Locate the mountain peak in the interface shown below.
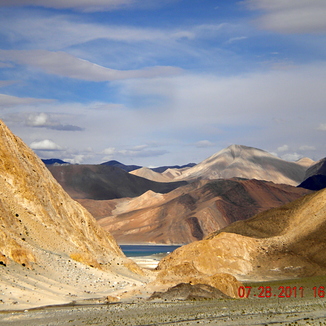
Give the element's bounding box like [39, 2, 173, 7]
[174, 144, 307, 185]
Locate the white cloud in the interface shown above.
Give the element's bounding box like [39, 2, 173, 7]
[280, 152, 302, 162]
[30, 139, 63, 151]
[0, 80, 16, 87]
[195, 140, 215, 148]
[244, 0, 326, 34]
[299, 145, 316, 151]
[277, 144, 289, 152]
[317, 123, 326, 131]
[0, 13, 198, 51]
[0, 50, 181, 81]
[226, 36, 248, 44]
[0, 94, 52, 109]
[25, 112, 84, 131]
[0, 0, 137, 12]
[102, 144, 168, 161]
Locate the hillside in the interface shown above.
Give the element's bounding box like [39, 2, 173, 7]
[157, 188, 326, 282]
[304, 157, 326, 179]
[0, 119, 146, 309]
[47, 164, 187, 200]
[298, 157, 326, 190]
[130, 167, 174, 182]
[172, 144, 309, 186]
[96, 178, 311, 244]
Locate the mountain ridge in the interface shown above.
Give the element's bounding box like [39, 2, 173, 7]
[172, 144, 310, 185]
[0, 119, 146, 309]
[156, 188, 326, 282]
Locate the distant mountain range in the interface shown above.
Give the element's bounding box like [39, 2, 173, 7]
[100, 160, 142, 172]
[95, 178, 311, 244]
[43, 145, 313, 187]
[42, 158, 70, 165]
[47, 164, 187, 200]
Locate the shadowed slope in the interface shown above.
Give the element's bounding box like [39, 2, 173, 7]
[47, 164, 187, 200]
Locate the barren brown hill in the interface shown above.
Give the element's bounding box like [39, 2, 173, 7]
[156, 188, 326, 283]
[47, 164, 187, 200]
[172, 144, 308, 185]
[0, 120, 146, 309]
[96, 178, 311, 244]
[130, 167, 174, 182]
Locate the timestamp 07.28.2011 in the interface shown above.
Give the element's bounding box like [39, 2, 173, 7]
[238, 285, 326, 299]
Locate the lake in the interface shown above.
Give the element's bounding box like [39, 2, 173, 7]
[120, 244, 181, 257]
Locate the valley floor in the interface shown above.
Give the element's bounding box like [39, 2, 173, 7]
[0, 294, 325, 326]
[1, 274, 326, 326]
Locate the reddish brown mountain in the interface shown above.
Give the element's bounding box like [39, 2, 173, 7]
[96, 178, 311, 244]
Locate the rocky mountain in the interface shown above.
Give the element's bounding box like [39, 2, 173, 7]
[130, 167, 175, 182]
[296, 157, 315, 167]
[298, 175, 326, 191]
[96, 178, 311, 244]
[170, 144, 309, 186]
[156, 188, 326, 282]
[100, 160, 142, 172]
[42, 158, 70, 165]
[151, 163, 196, 173]
[304, 157, 326, 179]
[99, 160, 196, 174]
[0, 120, 146, 309]
[298, 157, 326, 190]
[47, 164, 187, 200]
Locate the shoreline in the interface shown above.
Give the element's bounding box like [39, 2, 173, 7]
[118, 242, 185, 246]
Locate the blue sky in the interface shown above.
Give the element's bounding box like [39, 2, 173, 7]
[0, 0, 326, 166]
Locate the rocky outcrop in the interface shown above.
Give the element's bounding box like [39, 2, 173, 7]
[0, 120, 146, 309]
[156, 188, 326, 281]
[149, 282, 231, 301]
[97, 178, 311, 244]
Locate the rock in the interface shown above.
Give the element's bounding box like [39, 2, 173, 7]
[149, 283, 230, 301]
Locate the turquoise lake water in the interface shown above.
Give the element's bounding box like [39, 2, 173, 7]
[120, 244, 181, 257]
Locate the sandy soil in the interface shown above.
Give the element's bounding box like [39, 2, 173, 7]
[1, 254, 326, 325]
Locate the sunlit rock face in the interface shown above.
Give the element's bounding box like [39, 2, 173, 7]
[173, 144, 310, 185]
[0, 119, 146, 309]
[157, 188, 326, 281]
[0, 119, 126, 268]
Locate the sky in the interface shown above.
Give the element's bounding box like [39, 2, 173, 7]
[0, 0, 326, 166]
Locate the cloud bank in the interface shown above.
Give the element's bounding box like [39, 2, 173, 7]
[244, 0, 326, 34]
[0, 50, 181, 81]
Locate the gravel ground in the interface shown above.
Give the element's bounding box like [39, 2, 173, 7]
[0, 295, 326, 326]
